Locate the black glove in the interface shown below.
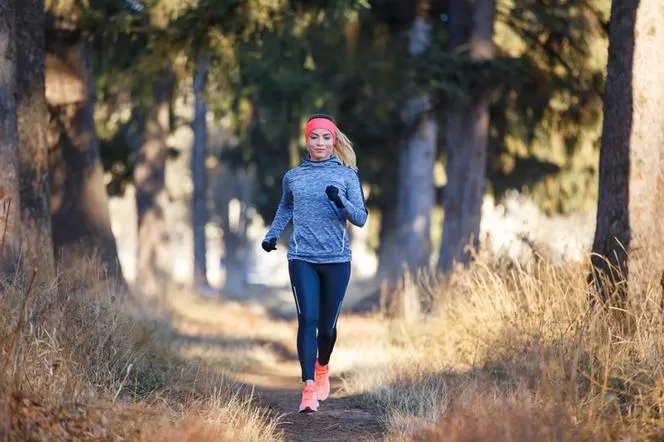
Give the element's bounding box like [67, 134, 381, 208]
[325, 185, 344, 208]
[261, 237, 277, 252]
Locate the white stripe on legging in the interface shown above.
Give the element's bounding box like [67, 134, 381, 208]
[332, 303, 342, 328]
[292, 285, 301, 315]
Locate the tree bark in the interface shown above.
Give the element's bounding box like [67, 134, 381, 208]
[16, 0, 56, 283]
[398, 1, 437, 272]
[192, 55, 209, 288]
[401, 119, 437, 270]
[45, 32, 126, 286]
[0, 0, 21, 266]
[439, 0, 495, 272]
[134, 73, 173, 299]
[376, 196, 400, 280]
[589, 0, 664, 322]
[217, 168, 252, 295]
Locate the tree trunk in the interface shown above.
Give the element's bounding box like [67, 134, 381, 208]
[192, 55, 209, 288]
[16, 0, 56, 283]
[45, 32, 126, 286]
[134, 74, 173, 299]
[376, 197, 400, 280]
[401, 118, 437, 270]
[438, 0, 495, 272]
[589, 0, 664, 324]
[0, 0, 21, 265]
[398, 1, 437, 272]
[219, 168, 253, 295]
[391, 150, 409, 274]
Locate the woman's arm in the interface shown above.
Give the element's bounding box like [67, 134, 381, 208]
[337, 171, 368, 227]
[264, 173, 293, 240]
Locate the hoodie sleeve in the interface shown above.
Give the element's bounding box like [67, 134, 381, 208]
[338, 170, 368, 227]
[265, 172, 293, 240]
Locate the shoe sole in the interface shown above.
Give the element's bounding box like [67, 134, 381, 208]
[299, 400, 320, 413]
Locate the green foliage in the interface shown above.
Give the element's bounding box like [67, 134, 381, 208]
[487, 0, 607, 214]
[231, 0, 608, 219]
[333, 8, 412, 209]
[81, 0, 610, 217]
[219, 0, 373, 221]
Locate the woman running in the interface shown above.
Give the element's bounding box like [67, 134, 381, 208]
[261, 114, 368, 413]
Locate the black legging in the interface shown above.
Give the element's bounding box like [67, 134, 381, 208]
[288, 259, 351, 382]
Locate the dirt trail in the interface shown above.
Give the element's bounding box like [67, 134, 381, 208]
[168, 290, 386, 442]
[238, 359, 384, 442]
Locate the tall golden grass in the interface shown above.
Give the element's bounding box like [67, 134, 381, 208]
[0, 231, 282, 441]
[343, 256, 664, 441]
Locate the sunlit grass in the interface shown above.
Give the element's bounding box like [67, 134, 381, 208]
[0, 247, 283, 441]
[342, 256, 664, 441]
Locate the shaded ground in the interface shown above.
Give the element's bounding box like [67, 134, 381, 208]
[216, 279, 382, 321]
[240, 361, 385, 442]
[166, 288, 387, 441]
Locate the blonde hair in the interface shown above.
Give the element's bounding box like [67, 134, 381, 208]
[334, 127, 358, 171]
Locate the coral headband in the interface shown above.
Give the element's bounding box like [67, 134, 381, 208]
[305, 118, 336, 143]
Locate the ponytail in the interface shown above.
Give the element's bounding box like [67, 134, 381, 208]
[334, 128, 358, 171]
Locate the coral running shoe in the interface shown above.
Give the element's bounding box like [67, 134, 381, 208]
[298, 383, 319, 413]
[314, 360, 330, 401]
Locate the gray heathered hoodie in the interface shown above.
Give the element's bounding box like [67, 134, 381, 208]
[263, 155, 368, 264]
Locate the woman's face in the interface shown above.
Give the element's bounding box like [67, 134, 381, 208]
[306, 128, 334, 161]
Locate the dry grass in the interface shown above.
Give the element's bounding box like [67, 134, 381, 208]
[342, 257, 664, 441]
[149, 384, 280, 442]
[0, 248, 283, 442]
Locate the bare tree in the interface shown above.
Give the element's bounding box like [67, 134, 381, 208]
[0, 0, 21, 263]
[213, 166, 253, 295]
[45, 32, 126, 286]
[192, 55, 210, 288]
[134, 73, 173, 299]
[16, 0, 56, 283]
[439, 0, 496, 272]
[397, 0, 437, 272]
[588, 0, 664, 324]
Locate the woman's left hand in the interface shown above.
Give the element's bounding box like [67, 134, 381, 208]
[325, 185, 344, 208]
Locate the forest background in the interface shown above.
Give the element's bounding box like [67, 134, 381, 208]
[44, 0, 610, 298]
[5, 0, 664, 440]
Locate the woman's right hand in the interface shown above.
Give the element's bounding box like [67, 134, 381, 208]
[261, 237, 277, 252]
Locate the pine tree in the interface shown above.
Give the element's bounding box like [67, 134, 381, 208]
[589, 0, 664, 328]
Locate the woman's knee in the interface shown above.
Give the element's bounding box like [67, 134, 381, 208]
[317, 328, 336, 341]
[298, 313, 318, 331]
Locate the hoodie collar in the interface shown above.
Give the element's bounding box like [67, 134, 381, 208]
[300, 154, 341, 167]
